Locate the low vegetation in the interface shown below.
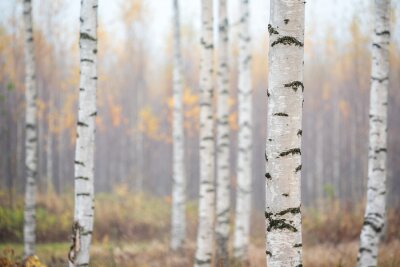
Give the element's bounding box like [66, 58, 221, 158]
[0, 188, 399, 266]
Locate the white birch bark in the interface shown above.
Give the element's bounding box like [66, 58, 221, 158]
[194, 0, 214, 266]
[215, 0, 230, 265]
[170, 0, 186, 251]
[233, 0, 252, 261]
[23, 0, 38, 257]
[265, 0, 305, 266]
[69, 1, 98, 266]
[358, 0, 390, 266]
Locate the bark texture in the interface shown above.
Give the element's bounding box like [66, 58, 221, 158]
[358, 0, 390, 266]
[69, 0, 98, 266]
[233, 0, 252, 261]
[215, 0, 230, 265]
[194, 0, 214, 266]
[23, 0, 38, 257]
[265, 0, 305, 266]
[170, 0, 186, 251]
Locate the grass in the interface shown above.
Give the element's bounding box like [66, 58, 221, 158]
[0, 188, 399, 266]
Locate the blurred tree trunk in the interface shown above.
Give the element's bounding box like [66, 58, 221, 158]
[315, 114, 323, 204]
[69, 0, 98, 266]
[333, 95, 340, 201]
[22, 0, 38, 257]
[358, 0, 390, 266]
[170, 0, 186, 251]
[46, 127, 53, 193]
[265, 0, 305, 266]
[233, 0, 252, 262]
[215, 0, 230, 264]
[194, 0, 214, 266]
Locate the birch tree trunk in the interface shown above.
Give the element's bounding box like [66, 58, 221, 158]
[23, 0, 38, 257]
[170, 0, 186, 251]
[215, 0, 230, 265]
[233, 0, 252, 261]
[69, 1, 98, 266]
[194, 0, 214, 266]
[265, 0, 305, 266]
[358, 0, 390, 266]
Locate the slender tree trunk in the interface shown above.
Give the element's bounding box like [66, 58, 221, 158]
[233, 0, 252, 261]
[170, 0, 186, 251]
[46, 128, 53, 193]
[333, 95, 340, 200]
[265, 0, 305, 266]
[194, 0, 214, 266]
[315, 115, 323, 204]
[215, 0, 230, 265]
[23, 0, 38, 257]
[69, 1, 98, 266]
[358, 0, 390, 266]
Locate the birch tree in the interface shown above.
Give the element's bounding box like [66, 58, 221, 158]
[194, 0, 214, 266]
[170, 0, 186, 251]
[233, 0, 252, 261]
[68, 0, 98, 266]
[265, 0, 305, 266]
[215, 0, 230, 265]
[358, 0, 390, 266]
[23, 0, 38, 257]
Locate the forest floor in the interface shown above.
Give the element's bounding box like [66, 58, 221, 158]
[1, 240, 400, 267]
[0, 189, 399, 266]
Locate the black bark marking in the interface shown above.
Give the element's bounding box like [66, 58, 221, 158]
[273, 112, 288, 117]
[266, 250, 272, 257]
[77, 193, 90, 197]
[200, 38, 213, 50]
[74, 160, 85, 166]
[297, 130, 302, 136]
[78, 121, 89, 127]
[284, 81, 304, 92]
[284, 19, 289, 24]
[277, 206, 300, 216]
[265, 173, 272, 179]
[295, 165, 302, 173]
[371, 76, 389, 83]
[372, 43, 381, 49]
[80, 32, 96, 42]
[363, 218, 383, 233]
[375, 30, 390, 36]
[271, 36, 303, 47]
[279, 148, 301, 157]
[268, 24, 279, 35]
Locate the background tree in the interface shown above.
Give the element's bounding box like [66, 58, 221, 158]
[265, 0, 305, 266]
[69, 0, 98, 266]
[23, 0, 38, 257]
[194, 0, 214, 266]
[233, 0, 252, 261]
[215, 0, 230, 265]
[358, 0, 390, 266]
[170, 0, 186, 251]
